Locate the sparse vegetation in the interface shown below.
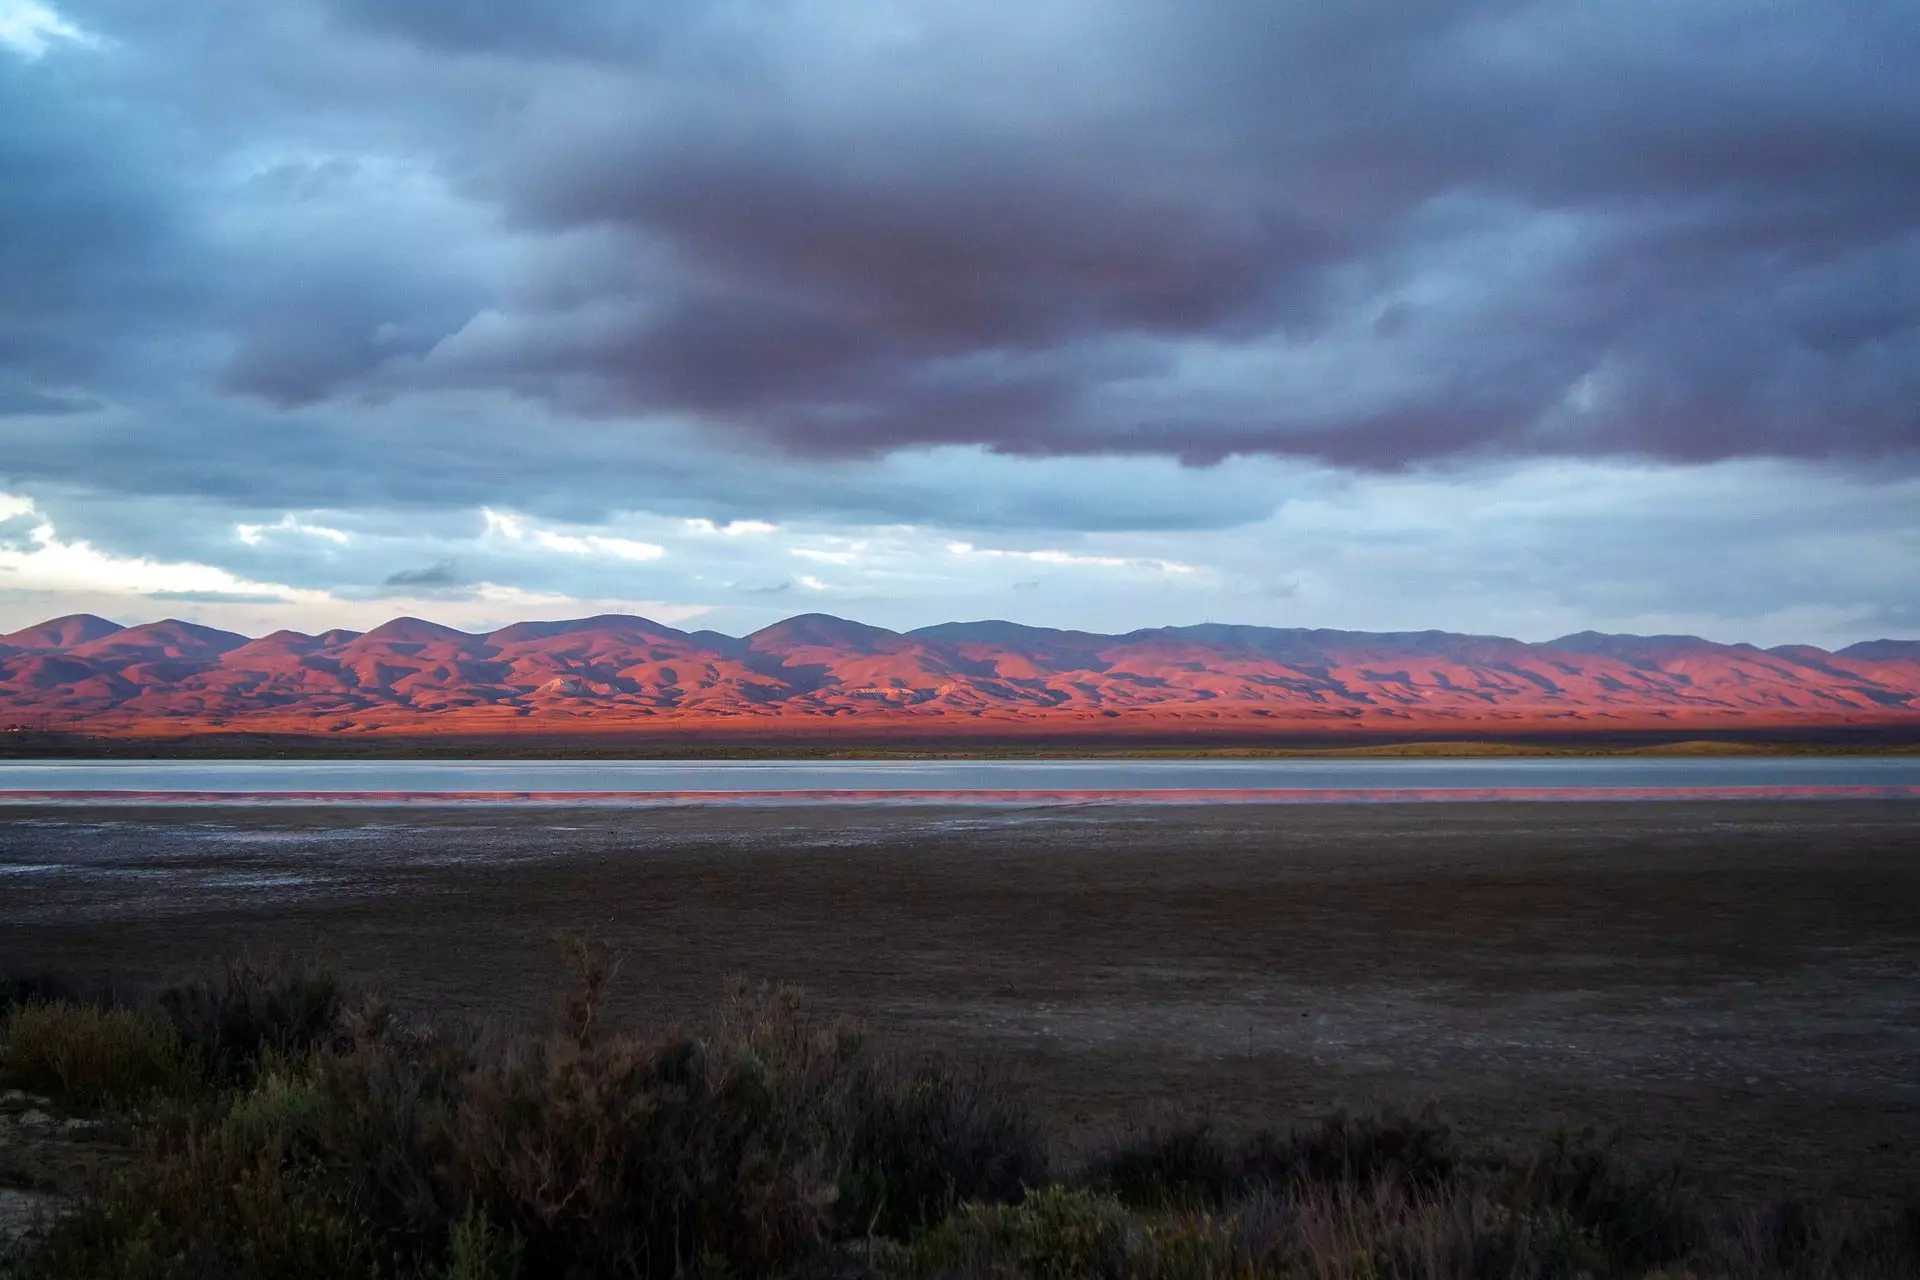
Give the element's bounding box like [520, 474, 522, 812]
[1082, 1108, 1469, 1214]
[3, 953, 1916, 1279]
[0, 1001, 198, 1110]
[157, 953, 348, 1087]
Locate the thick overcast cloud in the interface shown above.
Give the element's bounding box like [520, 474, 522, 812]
[1, 0, 1917, 645]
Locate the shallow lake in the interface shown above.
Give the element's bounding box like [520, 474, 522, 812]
[2, 755, 1918, 802]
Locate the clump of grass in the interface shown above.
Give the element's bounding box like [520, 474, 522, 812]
[1081, 1118, 1235, 1208]
[1084, 1107, 1458, 1210]
[1263, 1106, 1460, 1192]
[903, 1183, 1136, 1277]
[222, 1063, 330, 1158]
[0, 973, 119, 1023]
[907, 1178, 1920, 1280]
[438, 1206, 523, 1280]
[0, 1000, 200, 1109]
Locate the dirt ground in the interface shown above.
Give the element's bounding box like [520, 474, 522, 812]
[2, 800, 1917, 1201]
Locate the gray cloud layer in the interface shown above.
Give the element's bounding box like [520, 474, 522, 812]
[5, 0, 1917, 482]
[1, 1, 1917, 648]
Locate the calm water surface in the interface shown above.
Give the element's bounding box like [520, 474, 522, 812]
[2, 756, 1918, 801]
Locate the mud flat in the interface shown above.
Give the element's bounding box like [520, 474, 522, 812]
[3, 799, 1917, 1200]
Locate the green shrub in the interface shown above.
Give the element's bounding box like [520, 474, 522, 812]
[908, 1184, 1134, 1278]
[223, 1065, 330, 1158]
[0, 1000, 199, 1108]
[439, 1207, 522, 1280]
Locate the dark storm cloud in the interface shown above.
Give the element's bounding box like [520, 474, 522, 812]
[394, 0, 1920, 465]
[383, 560, 463, 587]
[4, 0, 1919, 507]
[0, 55, 191, 386]
[0, 388, 1293, 537]
[328, 0, 676, 60]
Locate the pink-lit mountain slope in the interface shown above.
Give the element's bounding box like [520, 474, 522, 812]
[2, 613, 1917, 736]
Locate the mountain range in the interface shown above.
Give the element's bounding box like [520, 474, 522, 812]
[2, 612, 1918, 738]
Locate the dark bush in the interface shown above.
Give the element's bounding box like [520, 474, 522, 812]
[219, 970, 1035, 1277]
[1082, 1120, 1233, 1207]
[0, 977, 28, 1022]
[1258, 1105, 1460, 1193]
[8, 1114, 371, 1280]
[294, 979, 837, 1277]
[323, 1028, 835, 1277]
[159, 955, 346, 1086]
[1084, 1107, 1457, 1209]
[0, 971, 117, 1019]
[1514, 1128, 1701, 1272]
[830, 1055, 1047, 1237]
[11, 953, 1920, 1280]
[12, 967, 859, 1278]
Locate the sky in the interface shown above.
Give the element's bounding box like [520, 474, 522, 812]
[1, 0, 1917, 648]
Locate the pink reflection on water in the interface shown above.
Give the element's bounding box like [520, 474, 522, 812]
[2, 785, 1918, 805]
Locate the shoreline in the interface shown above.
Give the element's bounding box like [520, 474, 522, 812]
[6, 783, 1920, 806]
[7, 732, 1920, 761]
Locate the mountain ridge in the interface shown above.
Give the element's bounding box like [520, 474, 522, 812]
[3, 612, 1917, 736]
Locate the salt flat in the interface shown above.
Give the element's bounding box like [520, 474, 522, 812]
[3, 799, 1916, 1199]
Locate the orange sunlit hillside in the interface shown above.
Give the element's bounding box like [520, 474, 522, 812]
[3, 612, 1917, 738]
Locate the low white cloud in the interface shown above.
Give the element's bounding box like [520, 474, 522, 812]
[0, 0, 96, 58]
[684, 518, 779, 537]
[484, 508, 664, 561]
[532, 531, 665, 562]
[235, 514, 351, 547]
[0, 493, 711, 636]
[480, 508, 524, 539]
[0, 498, 325, 605]
[791, 546, 861, 565]
[6, 457, 1919, 651]
[946, 541, 1200, 575]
